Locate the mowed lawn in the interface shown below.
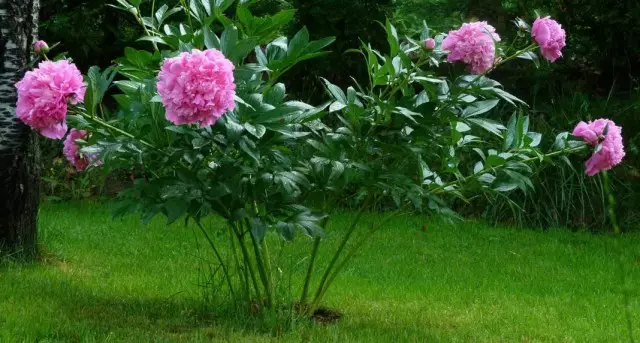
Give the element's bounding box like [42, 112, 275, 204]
[0, 202, 638, 342]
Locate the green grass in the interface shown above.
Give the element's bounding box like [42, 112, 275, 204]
[1, 202, 638, 342]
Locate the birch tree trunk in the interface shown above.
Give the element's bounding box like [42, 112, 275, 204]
[0, 0, 40, 260]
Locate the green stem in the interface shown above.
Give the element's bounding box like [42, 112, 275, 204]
[179, 0, 193, 30]
[429, 145, 588, 195]
[300, 236, 322, 305]
[261, 65, 296, 97]
[249, 229, 273, 308]
[229, 225, 249, 302]
[602, 172, 636, 343]
[195, 221, 235, 300]
[311, 211, 400, 312]
[310, 199, 371, 309]
[134, 8, 159, 52]
[231, 222, 262, 305]
[261, 239, 275, 304]
[78, 112, 161, 152]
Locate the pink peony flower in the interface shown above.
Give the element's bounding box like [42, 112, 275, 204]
[157, 48, 236, 127]
[572, 119, 625, 176]
[63, 129, 101, 172]
[531, 17, 566, 62]
[15, 60, 86, 139]
[441, 21, 501, 74]
[424, 38, 436, 50]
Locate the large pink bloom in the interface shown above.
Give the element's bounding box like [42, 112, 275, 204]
[16, 60, 86, 139]
[157, 49, 236, 127]
[531, 17, 566, 62]
[441, 22, 501, 74]
[63, 129, 101, 172]
[572, 119, 625, 176]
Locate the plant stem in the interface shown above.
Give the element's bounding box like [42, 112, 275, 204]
[195, 221, 236, 301]
[229, 225, 249, 302]
[249, 230, 273, 308]
[231, 222, 262, 306]
[310, 199, 371, 310]
[300, 237, 322, 305]
[78, 112, 161, 152]
[179, 0, 193, 30]
[133, 8, 159, 52]
[311, 210, 400, 311]
[429, 145, 588, 195]
[261, 239, 275, 304]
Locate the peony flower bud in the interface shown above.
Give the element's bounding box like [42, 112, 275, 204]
[33, 40, 49, 55]
[424, 38, 436, 50]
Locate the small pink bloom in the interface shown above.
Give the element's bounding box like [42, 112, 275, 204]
[63, 129, 101, 172]
[572, 119, 625, 176]
[424, 38, 436, 50]
[531, 17, 566, 62]
[33, 40, 49, 54]
[157, 49, 236, 127]
[442, 21, 501, 74]
[15, 60, 86, 139]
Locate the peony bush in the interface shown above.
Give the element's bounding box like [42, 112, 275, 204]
[16, 0, 624, 325]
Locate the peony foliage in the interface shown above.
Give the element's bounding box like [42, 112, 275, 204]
[15, 0, 624, 322]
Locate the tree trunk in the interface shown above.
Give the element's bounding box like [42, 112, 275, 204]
[0, 0, 40, 260]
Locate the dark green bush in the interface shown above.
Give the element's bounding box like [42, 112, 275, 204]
[284, 0, 392, 102]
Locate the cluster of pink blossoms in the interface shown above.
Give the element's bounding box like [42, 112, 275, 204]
[16, 59, 86, 139]
[442, 16, 566, 73]
[157, 48, 236, 127]
[63, 129, 101, 172]
[572, 119, 625, 176]
[441, 21, 501, 74]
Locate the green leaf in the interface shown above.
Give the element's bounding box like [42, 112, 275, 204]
[114, 80, 143, 94]
[454, 121, 471, 133]
[275, 222, 295, 241]
[395, 107, 422, 124]
[486, 155, 505, 167]
[494, 182, 518, 192]
[155, 4, 169, 25]
[220, 26, 238, 57]
[504, 113, 518, 150]
[416, 90, 429, 106]
[468, 118, 505, 137]
[526, 132, 542, 148]
[164, 199, 188, 224]
[239, 137, 260, 163]
[244, 123, 266, 139]
[203, 25, 220, 49]
[264, 83, 286, 104]
[137, 36, 168, 46]
[249, 217, 267, 242]
[288, 27, 309, 57]
[385, 19, 399, 55]
[462, 99, 499, 117]
[321, 78, 347, 104]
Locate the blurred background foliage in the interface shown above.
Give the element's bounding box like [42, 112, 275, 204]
[40, 0, 640, 231]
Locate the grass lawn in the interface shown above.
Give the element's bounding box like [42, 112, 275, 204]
[1, 202, 638, 342]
